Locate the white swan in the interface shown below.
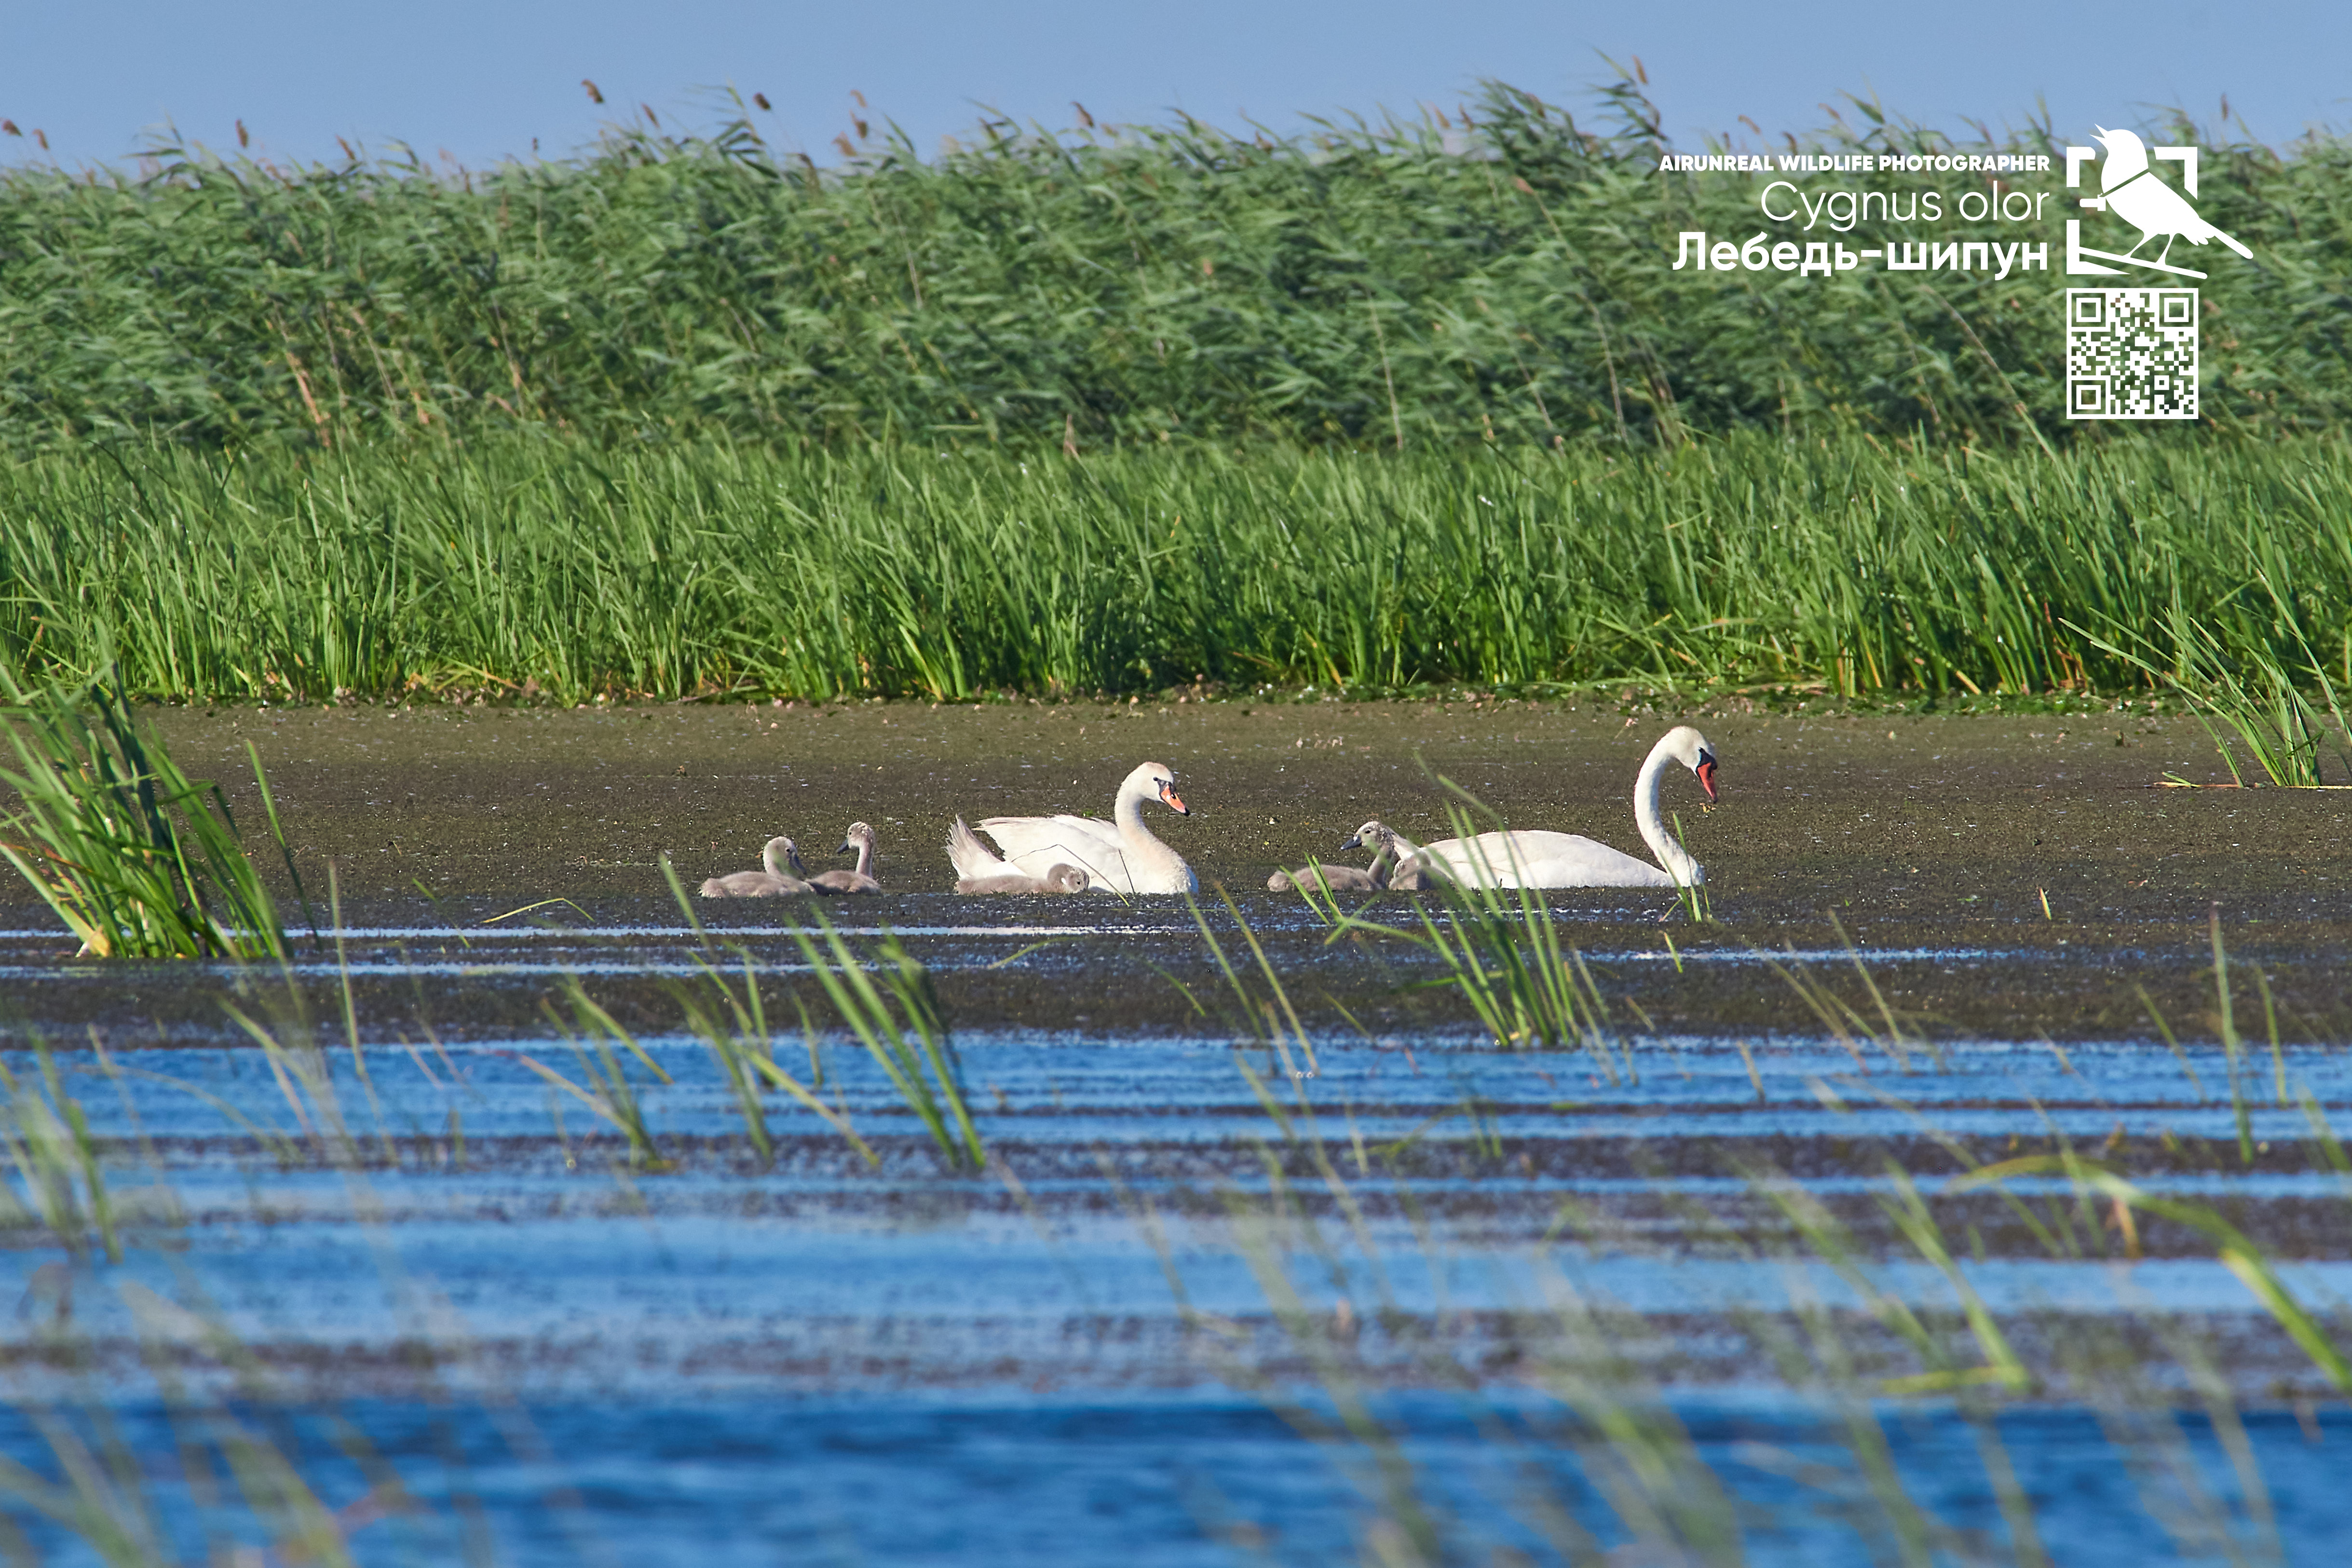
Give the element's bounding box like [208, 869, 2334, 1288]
[808, 821, 882, 894]
[1407, 726, 1718, 889]
[698, 836, 816, 897]
[955, 761, 1196, 894]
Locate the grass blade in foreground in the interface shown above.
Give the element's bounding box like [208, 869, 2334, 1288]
[675, 948, 881, 1169]
[786, 912, 983, 1170]
[1321, 797, 1630, 1071]
[516, 978, 676, 1172]
[0, 666, 288, 958]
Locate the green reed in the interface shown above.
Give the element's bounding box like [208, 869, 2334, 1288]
[0, 1041, 119, 1263]
[673, 949, 880, 1169]
[1766, 914, 1945, 1074]
[0, 666, 296, 957]
[513, 978, 676, 1172]
[2079, 600, 2352, 786]
[0, 1014, 471, 1564]
[1319, 796, 1632, 1071]
[1189, 888, 1325, 1082]
[6, 431, 2350, 716]
[1213, 922, 2352, 1567]
[0, 83, 2344, 454]
[785, 912, 983, 1170]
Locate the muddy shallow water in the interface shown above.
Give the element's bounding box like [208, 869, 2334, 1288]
[12, 699, 2352, 1038]
[3, 701, 2349, 1564]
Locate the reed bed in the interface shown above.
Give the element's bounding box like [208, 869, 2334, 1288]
[0, 85, 2346, 451]
[5, 433, 2350, 725]
[0, 667, 295, 958]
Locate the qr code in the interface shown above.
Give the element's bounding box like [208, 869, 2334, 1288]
[2066, 288, 2198, 420]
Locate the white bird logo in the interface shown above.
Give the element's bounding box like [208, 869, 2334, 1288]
[2085, 127, 2251, 271]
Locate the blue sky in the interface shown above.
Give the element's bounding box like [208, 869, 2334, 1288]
[1, 0, 2342, 171]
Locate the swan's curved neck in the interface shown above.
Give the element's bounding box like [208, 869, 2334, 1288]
[1114, 781, 1157, 841]
[1633, 747, 1702, 886]
[1114, 779, 1182, 868]
[851, 836, 875, 878]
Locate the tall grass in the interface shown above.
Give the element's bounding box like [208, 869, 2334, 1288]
[6, 432, 2351, 709]
[2081, 602, 2352, 785]
[0, 985, 476, 1562]
[1210, 916, 2352, 1565]
[1307, 791, 1641, 1066]
[514, 978, 677, 1172]
[667, 936, 881, 1168]
[0, 666, 296, 957]
[785, 913, 984, 1170]
[0, 83, 2346, 451]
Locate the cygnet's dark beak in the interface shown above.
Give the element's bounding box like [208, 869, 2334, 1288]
[1339, 832, 1364, 850]
[1158, 780, 1189, 815]
[1695, 754, 1719, 803]
[836, 841, 854, 857]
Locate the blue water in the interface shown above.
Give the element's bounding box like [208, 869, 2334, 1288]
[1, 1397, 2337, 1566]
[4, 978, 2351, 1559]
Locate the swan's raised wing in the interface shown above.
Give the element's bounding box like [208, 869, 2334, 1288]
[978, 815, 1133, 892]
[946, 818, 1011, 882]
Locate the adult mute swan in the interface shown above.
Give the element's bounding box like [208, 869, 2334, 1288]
[1407, 726, 1719, 890]
[698, 836, 816, 897]
[953, 761, 1196, 894]
[808, 821, 882, 894]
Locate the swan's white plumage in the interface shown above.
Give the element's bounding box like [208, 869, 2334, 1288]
[946, 817, 1011, 882]
[1411, 830, 1677, 888]
[1409, 727, 1717, 890]
[965, 761, 1196, 894]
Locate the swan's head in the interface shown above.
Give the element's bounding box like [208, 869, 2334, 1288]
[1128, 761, 1188, 816]
[1659, 725, 1719, 803]
[774, 836, 810, 875]
[1046, 863, 1089, 893]
[1341, 819, 1394, 851]
[838, 820, 875, 856]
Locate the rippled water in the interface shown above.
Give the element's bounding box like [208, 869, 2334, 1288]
[4, 903, 2348, 1563]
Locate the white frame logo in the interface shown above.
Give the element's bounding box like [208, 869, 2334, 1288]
[2065, 130, 2248, 280]
[2063, 127, 2249, 421]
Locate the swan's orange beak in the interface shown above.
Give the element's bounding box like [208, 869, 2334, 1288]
[1158, 780, 1189, 815]
[1695, 757, 1718, 803]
